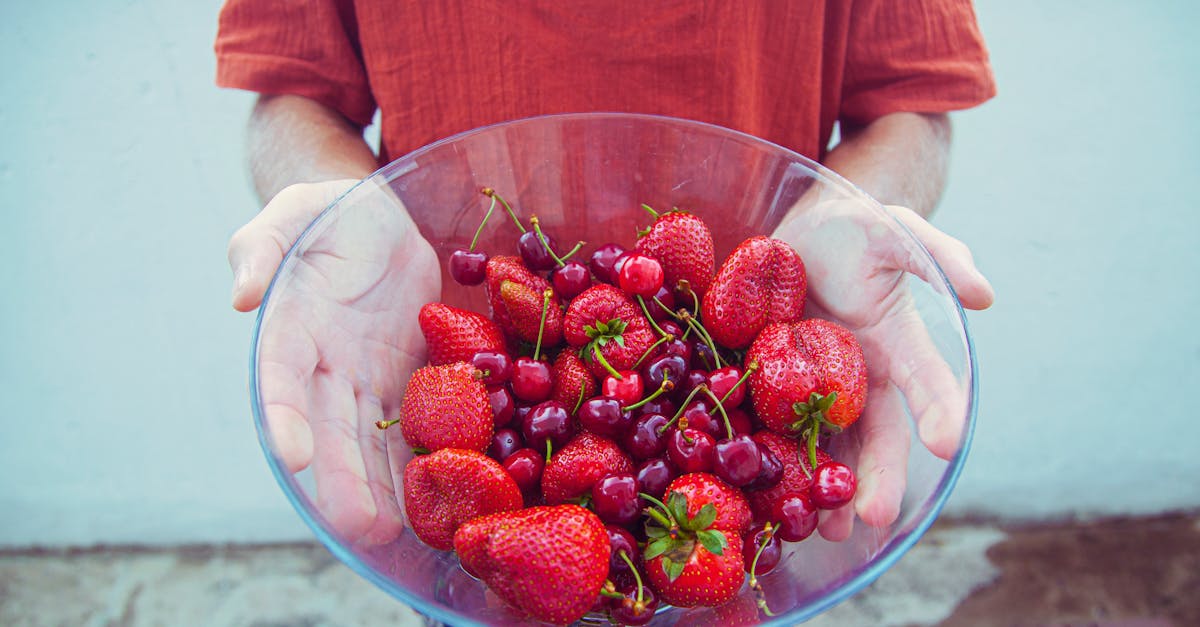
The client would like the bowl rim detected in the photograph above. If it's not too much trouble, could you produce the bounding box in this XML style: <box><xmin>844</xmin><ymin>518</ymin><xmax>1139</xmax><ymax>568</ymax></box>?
<box><xmin>248</xmin><ymin>111</ymin><xmax>978</xmax><ymax>626</ymax></box>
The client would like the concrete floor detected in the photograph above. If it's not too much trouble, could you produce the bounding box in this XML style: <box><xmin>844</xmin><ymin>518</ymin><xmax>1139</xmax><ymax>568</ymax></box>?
<box><xmin>1</xmin><ymin>512</ymin><xmax>1195</xmax><ymax>627</ymax></box>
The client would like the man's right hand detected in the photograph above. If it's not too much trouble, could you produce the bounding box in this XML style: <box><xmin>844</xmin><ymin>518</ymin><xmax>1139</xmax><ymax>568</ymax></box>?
<box><xmin>228</xmin><ymin>178</ymin><xmax>441</xmax><ymax>544</ymax></box>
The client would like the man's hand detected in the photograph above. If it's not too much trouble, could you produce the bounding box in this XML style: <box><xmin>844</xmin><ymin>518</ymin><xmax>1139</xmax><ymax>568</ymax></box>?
<box><xmin>773</xmin><ymin>198</ymin><xmax>993</xmax><ymax>541</ymax></box>
<box><xmin>228</xmin><ymin>178</ymin><xmax>440</xmax><ymax>544</ymax></box>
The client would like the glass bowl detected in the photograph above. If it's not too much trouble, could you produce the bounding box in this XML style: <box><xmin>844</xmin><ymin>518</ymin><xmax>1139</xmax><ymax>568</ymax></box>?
<box><xmin>249</xmin><ymin>113</ymin><xmax>977</xmax><ymax>626</ymax></box>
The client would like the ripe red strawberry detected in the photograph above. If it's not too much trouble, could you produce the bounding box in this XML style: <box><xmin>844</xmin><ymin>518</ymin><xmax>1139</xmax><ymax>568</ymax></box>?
<box><xmin>549</xmin><ymin>349</ymin><xmax>596</xmax><ymax>408</ymax></box>
<box><xmin>701</xmin><ymin>236</ymin><xmax>807</xmax><ymax>349</ymax></box>
<box><xmin>635</xmin><ymin>209</ymin><xmax>715</xmax><ymax>299</ymax></box>
<box><xmin>453</xmin><ymin>504</ymin><xmax>610</xmax><ymax>625</ymax></box>
<box><xmin>745</xmin><ymin>431</ymin><xmax>832</xmax><ymax>523</ymax></box>
<box><xmin>398</xmin><ymin>362</ymin><xmax>493</xmax><ymax>453</ymax></box>
<box><xmin>666</xmin><ymin>472</ymin><xmax>752</xmax><ymax>536</ymax></box>
<box><xmin>563</xmin><ymin>283</ymin><xmax>657</xmax><ymax>380</ymax></box>
<box><xmin>746</xmin><ymin>320</ymin><xmax>867</xmax><ymax>458</ymax></box>
<box><xmin>417</xmin><ymin>302</ymin><xmax>506</xmax><ymax>366</ymax></box>
<box><xmin>541</xmin><ymin>432</ymin><xmax>633</xmax><ymax>505</ymax></box>
<box><xmin>402</xmin><ymin>448</ymin><xmax>522</xmax><ymax>550</ymax></box>
<box><xmin>485</xmin><ymin>256</ymin><xmax>564</xmax><ymax>345</ymax></box>
<box><xmin>642</xmin><ymin>480</ymin><xmax>746</xmax><ymax>608</ymax></box>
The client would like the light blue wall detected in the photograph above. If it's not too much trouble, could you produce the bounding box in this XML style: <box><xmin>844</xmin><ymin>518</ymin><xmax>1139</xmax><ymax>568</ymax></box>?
<box><xmin>0</xmin><ymin>1</ymin><xmax>1196</xmax><ymax>545</ymax></box>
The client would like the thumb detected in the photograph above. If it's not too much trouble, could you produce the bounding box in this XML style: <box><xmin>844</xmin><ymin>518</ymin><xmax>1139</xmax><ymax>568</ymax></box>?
<box><xmin>227</xmin><ymin>180</ymin><xmax>358</xmax><ymax>312</ymax></box>
<box><xmin>884</xmin><ymin>205</ymin><xmax>995</xmax><ymax>310</ymax></box>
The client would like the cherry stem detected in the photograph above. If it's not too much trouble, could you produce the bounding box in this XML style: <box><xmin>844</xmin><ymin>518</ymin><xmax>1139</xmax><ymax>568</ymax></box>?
<box><xmin>623</xmin><ymin>376</ymin><xmax>673</xmax><ymax>412</ymax></box>
<box><xmin>638</xmin><ymin>492</ymin><xmax>675</xmax><ymax>523</ymax></box>
<box><xmin>375</xmin><ymin>418</ymin><xmax>399</xmax><ymax>430</ymax></box>
<box><xmin>558</xmin><ymin>241</ymin><xmax>585</xmax><ymax>263</ymax></box>
<box><xmin>481</xmin><ymin>187</ymin><xmax>526</xmax><ymax>233</ymax></box>
<box><xmin>680</xmin><ymin>312</ymin><xmax>723</xmax><ymax>368</ymax></box>
<box><xmin>631</xmin><ymin>332</ymin><xmax>673</xmax><ymax>370</ymax></box>
<box><xmin>591</xmin><ymin>343</ymin><xmax>623</xmax><ymax>379</ymax></box>
<box><xmin>545</xmin><ymin>438</ymin><xmax>553</xmax><ymax>463</ymax></box>
<box><xmin>572</xmin><ymin>378</ymin><xmax>587</xmax><ymax>415</ymax></box>
<box><xmin>748</xmin><ymin>522</ymin><xmax>774</xmax><ymax>587</ymax></box>
<box><xmin>720</xmin><ymin>361</ymin><xmax>758</xmax><ymax>405</ymax></box>
<box><xmin>640</xmin><ymin>203</ymin><xmax>660</xmax><ymax>219</ymax></box>
<box><xmin>659</xmin><ymin>383</ymin><xmax>708</xmax><ymax>435</ymax></box>
<box><xmin>617</xmin><ymin>550</ymin><xmax>645</xmax><ymax>605</ymax></box>
<box><xmin>599</xmin><ymin>586</ymin><xmax>625</xmax><ymax>600</ymax></box>
<box><xmin>467</xmin><ymin>194</ymin><xmax>497</xmax><ymax>251</ymax></box>
<box><xmin>636</xmin><ymin>295</ymin><xmax>669</xmax><ymax>337</ymax></box>
<box><xmin>533</xmin><ymin>289</ymin><xmax>553</xmax><ymax>361</ymax></box>
<box><xmin>530</xmin><ymin>216</ymin><xmax>569</xmax><ymax>267</ymax></box>
<box><xmin>700</xmin><ymin>386</ymin><xmax>734</xmax><ymax>440</ymax></box>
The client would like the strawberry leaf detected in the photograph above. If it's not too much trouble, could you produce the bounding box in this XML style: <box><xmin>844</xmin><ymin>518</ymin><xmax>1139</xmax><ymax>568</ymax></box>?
<box><xmin>667</xmin><ymin>492</ymin><xmax>689</xmax><ymax>528</ymax></box>
<box><xmin>644</xmin><ymin>524</ymin><xmax>669</xmax><ymax>539</ymax></box>
<box><xmin>644</xmin><ymin>536</ymin><xmax>673</xmax><ymax>561</ymax></box>
<box><xmin>689</xmin><ymin>503</ymin><xmax>717</xmax><ymax>531</ymax></box>
<box><xmin>614</xmin><ymin>335</ymin><xmax>626</xmax><ymax>348</ymax></box>
<box><xmin>696</xmin><ymin>529</ymin><xmax>727</xmax><ymax>556</ymax></box>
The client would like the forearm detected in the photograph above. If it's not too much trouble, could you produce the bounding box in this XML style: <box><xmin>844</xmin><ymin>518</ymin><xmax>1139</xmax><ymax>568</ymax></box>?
<box><xmin>822</xmin><ymin>112</ymin><xmax>952</xmax><ymax>218</ymax></box>
<box><xmin>247</xmin><ymin>94</ymin><xmax>380</xmax><ymax>203</ymax></box>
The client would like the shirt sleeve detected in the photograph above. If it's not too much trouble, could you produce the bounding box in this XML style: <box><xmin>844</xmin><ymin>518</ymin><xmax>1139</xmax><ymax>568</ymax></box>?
<box><xmin>214</xmin><ymin>0</ymin><xmax>376</xmax><ymax>127</ymax></box>
<box><xmin>840</xmin><ymin>0</ymin><xmax>997</xmax><ymax>126</ymax></box>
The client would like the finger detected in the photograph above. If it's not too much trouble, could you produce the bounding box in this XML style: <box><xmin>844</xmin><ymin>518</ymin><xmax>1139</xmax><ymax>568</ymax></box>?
<box><xmin>853</xmin><ymin>381</ymin><xmax>911</xmax><ymax>528</ymax></box>
<box><xmin>356</xmin><ymin>391</ymin><xmax>406</xmax><ymax>545</ymax></box>
<box><xmin>227</xmin><ymin>181</ymin><xmax>355</xmax><ymax>312</ymax></box>
<box><xmin>818</xmin><ymin>502</ymin><xmax>855</xmax><ymax>541</ymax></box>
<box><xmin>861</xmin><ymin>295</ymin><xmax>966</xmax><ymax>461</ymax></box>
<box><xmin>883</xmin><ymin>205</ymin><xmax>995</xmax><ymax>310</ymax></box>
<box><xmin>257</xmin><ymin>305</ymin><xmax>319</xmax><ymax>473</ymax></box>
<box><xmin>309</xmin><ymin>371</ymin><xmax>377</xmax><ymax>541</ymax></box>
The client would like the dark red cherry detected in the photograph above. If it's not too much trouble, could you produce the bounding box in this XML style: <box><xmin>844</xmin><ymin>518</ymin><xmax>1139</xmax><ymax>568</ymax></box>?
<box><xmin>667</xmin><ymin>428</ymin><xmax>715</xmax><ymax>473</ymax></box>
<box><xmin>744</xmin><ymin>443</ymin><xmax>784</xmax><ymax>491</ymax></box>
<box><xmin>503</xmin><ymin>448</ymin><xmax>544</xmax><ymax>492</ymax></box>
<box><xmin>810</xmin><ymin>461</ymin><xmax>858</xmax><ymax>510</ymax></box>
<box><xmin>592</xmin><ymin>473</ymin><xmax>641</xmax><ymax>526</ymax></box>
<box><xmin>589</xmin><ymin>243</ymin><xmax>627</xmax><ymax>285</ymax></box>
<box><xmin>773</xmin><ymin>492</ymin><xmax>819</xmax><ymax>542</ymax></box>
<box><xmin>606</xmin><ymin>526</ymin><xmax>640</xmax><ymax>575</ymax></box>
<box><xmin>602</xmin><ymin>371</ymin><xmax>644</xmax><ymax>407</ymax></box>
<box><xmin>488</xmin><ymin>428</ymin><xmax>523</xmax><ymax>462</ymax></box>
<box><xmin>635</xmin><ymin>458</ymin><xmax>676</xmax><ymax>506</ymax></box>
<box><xmin>448</xmin><ymin>249</ymin><xmax>488</xmax><ymax>286</ymax></box>
<box><xmin>551</xmin><ymin>260</ymin><xmax>591</xmax><ymax>298</ymax></box>
<box><xmin>487</xmin><ymin>385</ymin><xmax>515</xmax><ymax>428</ymax></box>
<box><xmin>726</xmin><ymin>408</ymin><xmax>754</xmax><ymax>436</ymax></box>
<box><xmin>472</xmin><ymin>350</ymin><xmax>513</xmax><ymax>386</ymax></box>
<box><xmin>610</xmin><ymin>585</ymin><xmax>658</xmax><ymax>626</ymax></box>
<box><xmin>617</xmin><ymin>253</ymin><xmax>664</xmax><ymax>297</ymax></box>
<box><xmin>743</xmin><ymin>525</ymin><xmax>782</xmax><ymax>576</ymax></box>
<box><xmin>681</xmin><ymin>401</ymin><xmax>722</xmax><ymax>438</ymax></box>
<box><xmin>511</xmin><ymin>357</ymin><xmax>553</xmax><ymax>402</ymax></box>
<box><xmin>641</xmin><ymin>285</ymin><xmax>676</xmax><ymax>321</ymax></box>
<box><xmin>712</xmin><ymin>435</ymin><xmax>762</xmax><ymax>487</ymax></box>
<box><xmin>634</xmin><ymin>396</ymin><xmax>676</xmax><ymax>419</ymax></box>
<box><xmin>520</xmin><ymin>400</ymin><xmax>572</xmax><ymax>454</ymax></box>
<box><xmin>577</xmin><ymin>396</ymin><xmax>633</xmax><ymax>439</ymax></box>
<box><xmin>674</xmin><ymin>370</ymin><xmax>709</xmax><ymax>403</ymax></box>
<box><xmin>642</xmin><ymin>354</ymin><xmax>687</xmax><ymax>392</ymax></box>
<box><xmin>624</xmin><ymin>412</ymin><xmax>670</xmax><ymax>460</ymax></box>
<box><xmin>518</xmin><ymin>230</ymin><xmax>557</xmax><ymax>271</ymax></box>
<box><xmin>707</xmin><ymin>365</ymin><xmax>746</xmax><ymax>407</ymax></box>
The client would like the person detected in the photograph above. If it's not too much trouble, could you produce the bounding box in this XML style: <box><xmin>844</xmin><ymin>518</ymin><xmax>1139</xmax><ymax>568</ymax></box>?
<box><xmin>216</xmin><ymin>1</ymin><xmax>997</xmax><ymax>545</ymax></box>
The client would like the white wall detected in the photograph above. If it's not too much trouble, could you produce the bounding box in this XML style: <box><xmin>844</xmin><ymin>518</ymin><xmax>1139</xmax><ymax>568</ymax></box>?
<box><xmin>0</xmin><ymin>1</ymin><xmax>1195</xmax><ymax>546</ymax></box>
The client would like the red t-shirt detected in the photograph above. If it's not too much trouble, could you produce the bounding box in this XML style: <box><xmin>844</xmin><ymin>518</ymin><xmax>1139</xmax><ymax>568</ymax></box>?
<box><xmin>215</xmin><ymin>0</ymin><xmax>995</xmax><ymax>165</ymax></box>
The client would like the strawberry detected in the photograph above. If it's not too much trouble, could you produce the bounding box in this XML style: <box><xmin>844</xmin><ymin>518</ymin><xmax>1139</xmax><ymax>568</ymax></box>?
<box><xmin>485</xmin><ymin>256</ymin><xmax>564</xmax><ymax>346</ymax></box>
<box><xmin>417</xmin><ymin>302</ymin><xmax>505</xmax><ymax>366</ymax></box>
<box><xmin>549</xmin><ymin>349</ymin><xmax>596</xmax><ymax>408</ymax></box>
<box><xmin>634</xmin><ymin>208</ymin><xmax>715</xmax><ymax>299</ymax></box>
<box><xmin>745</xmin><ymin>431</ymin><xmax>831</xmax><ymax>523</ymax></box>
<box><xmin>402</xmin><ymin>448</ymin><xmax>522</xmax><ymax>550</ymax></box>
<box><xmin>563</xmin><ymin>284</ymin><xmax>657</xmax><ymax>380</ymax></box>
<box><xmin>701</xmin><ymin>236</ymin><xmax>807</xmax><ymax>349</ymax></box>
<box><xmin>746</xmin><ymin>320</ymin><xmax>866</xmax><ymax>466</ymax></box>
<box><xmin>541</xmin><ymin>432</ymin><xmax>633</xmax><ymax>505</ymax></box>
<box><xmin>666</xmin><ymin>472</ymin><xmax>753</xmax><ymax>536</ymax></box>
<box><xmin>453</xmin><ymin>504</ymin><xmax>610</xmax><ymax>625</ymax></box>
<box><xmin>642</xmin><ymin>476</ymin><xmax>746</xmax><ymax>608</ymax></box>
<box><xmin>396</xmin><ymin>362</ymin><xmax>493</xmax><ymax>453</ymax></box>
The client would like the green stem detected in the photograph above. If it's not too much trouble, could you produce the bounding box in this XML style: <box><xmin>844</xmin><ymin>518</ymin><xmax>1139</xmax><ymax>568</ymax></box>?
<box><xmin>532</xmin><ymin>289</ymin><xmax>553</xmax><ymax>361</ymax></box>
<box><xmin>638</xmin><ymin>492</ymin><xmax>673</xmax><ymax>520</ymax></box>
<box><xmin>748</xmin><ymin>522</ymin><xmax>774</xmax><ymax>586</ymax></box>
<box><xmin>545</xmin><ymin>438</ymin><xmax>554</xmax><ymax>463</ymax></box>
<box><xmin>631</xmin><ymin>333</ymin><xmax>672</xmax><ymax>370</ymax></box>
<box><xmin>641</xmin><ymin>203</ymin><xmax>660</xmax><ymax>219</ymax></box>
<box><xmin>468</xmin><ymin>195</ymin><xmax>497</xmax><ymax>251</ymax></box>
<box><xmin>659</xmin><ymin>384</ymin><xmax>708</xmax><ymax>435</ymax></box>
<box><xmin>482</xmin><ymin>187</ymin><xmax>526</xmax><ymax>233</ymax></box>
<box><xmin>636</xmin><ymin>295</ymin><xmax>668</xmax><ymax>337</ymax></box>
<box><xmin>720</xmin><ymin>361</ymin><xmax>758</xmax><ymax>405</ymax></box>
<box><xmin>700</xmin><ymin>386</ymin><xmax>734</xmax><ymax>440</ymax></box>
<box><xmin>618</xmin><ymin>550</ymin><xmax>645</xmax><ymax>605</ymax></box>
<box><xmin>591</xmin><ymin>344</ymin><xmax>623</xmax><ymax>379</ymax></box>
<box><xmin>375</xmin><ymin>418</ymin><xmax>399</xmax><ymax>430</ymax></box>
<box><xmin>558</xmin><ymin>241</ymin><xmax>585</xmax><ymax>263</ymax></box>
<box><xmin>572</xmin><ymin>378</ymin><xmax>587</xmax><ymax>415</ymax></box>
<box><xmin>530</xmin><ymin>216</ymin><xmax>568</xmax><ymax>267</ymax></box>
<box><xmin>683</xmin><ymin>314</ymin><xmax>723</xmax><ymax>368</ymax></box>
<box><xmin>623</xmin><ymin>377</ymin><xmax>672</xmax><ymax>412</ymax></box>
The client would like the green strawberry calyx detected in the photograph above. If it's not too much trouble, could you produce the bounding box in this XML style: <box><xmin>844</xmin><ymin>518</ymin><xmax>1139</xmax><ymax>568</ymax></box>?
<box><xmin>581</xmin><ymin>318</ymin><xmax>628</xmax><ymax>378</ymax></box>
<box><xmin>789</xmin><ymin>391</ymin><xmax>841</xmax><ymax>470</ymax></box>
<box><xmin>641</xmin><ymin>491</ymin><xmax>728</xmax><ymax>583</ymax></box>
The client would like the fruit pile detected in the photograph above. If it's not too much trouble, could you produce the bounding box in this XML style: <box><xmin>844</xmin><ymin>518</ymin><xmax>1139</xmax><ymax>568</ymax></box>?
<box><xmin>379</xmin><ymin>188</ymin><xmax>867</xmax><ymax>625</ymax></box>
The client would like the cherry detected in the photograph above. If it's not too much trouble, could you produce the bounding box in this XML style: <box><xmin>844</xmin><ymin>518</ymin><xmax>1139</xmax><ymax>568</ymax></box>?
<box><xmin>707</xmin><ymin>365</ymin><xmax>746</xmax><ymax>407</ymax></box>
<box><xmin>667</xmin><ymin>428</ymin><xmax>715</xmax><ymax>473</ymax></box>
<box><xmin>634</xmin><ymin>396</ymin><xmax>676</xmax><ymax>419</ymax></box>
<box><xmin>642</xmin><ymin>354</ymin><xmax>687</xmax><ymax>392</ymax></box>
<box><xmin>472</xmin><ymin>350</ymin><xmax>513</xmax><ymax>386</ymax></box>
<box><xmin>772</xmin><ymin>492</ymin><xmax>819</xmax><ymax>542</ymax></box>
<box><xmin>511</xmin><ymin>357</ymin><xmax>553</xmax><ymax>402</ymax></box>
<box><xmin>606</xmin><ymin>526</ymin><xmax>640</xmax><ymax>575</ymax></box>
<box><xmin>680</xmin><ymin>401</ymin><xmax>722</xmax><ymax>438</ymax></box>
<box><xmin>674</xmin><ymin>369</ymin><xmax>709</xmax><ymax>403</ymax></box>
<box><xmin>589</xmin><ymin>243</ymin><xmax>627</xmax><ymax>285</ymax></box>
<box><xmin>661</xmin><ymin>336</ymin><xmax>692</xmax><ymax>364</ymax></box>
<box><xmin>658</xmin><ymin>320</ymin><xmax>684</xmax><ymax>339</ymax></box>
<box><xmin>624</xmin><ymin>412</ymin><xmax>670</xmax><ymax>460</ymax></box>
<box><xmin>743</xmin><ymin>525</ymin><xmax>782</xmax><ymax>576</ymax></box>
<box><xmin>641</xmin><ymin>285</ymin><xmax>676</xmax><ymax>321</ymax></box>
<box><xmin>592</xmin><ymin>473</ymin><xmax>642</xmax><ymax>526</ymax></box>
<box><xmin>810</xmin><ymin>461</ymin><xmax>858</xmax><ymax>510</ymax></box>
<box><xmin>635</xmin><ymin>458</ymin><xmax>676</xmax><ymax>506</ymax></box>
<box><xmin>520</xmin><ymin>400</ymin><xmax>572</xmax><ymax>454</ymax></box>
<box><xmin>448</xmin><ymin>249</ymin><xmax>488</xmax><ymax>285</ymax></box>
<box><xmin>713</xmin><ymin>435</ymin><xmax>763</xmax><ymax>487</ymax></box>
<box><xmin>503</xmin><ymin>448</ymin><xmax>544</xmax><ymax>492</ymax></box>
<box><xmin>551</xmin><ymin>260</ymin><xmax>591</xmax><ymax>298</ymax></box>
<box><xmin>744</xmin><ymin>443</ymin><xmax>784</xmax><ymax>491</ymax></box>
<box><xmin>617</xmin><ymin>253</ymin><xmax>664</xmax><ymax>297</ymax></box>
<box><xmin>601</xmin><ymin>371</ymin><xmax>644</xmax><ymax>407</ymax></box>
<box><xmin>488</xmin><ymin>428</ymin><xmax>523</xmax><ymax>462</ymax></box>
<box><xmin>726</xmin><ymin>407</ymin><xmax>754</xmax><ymax>436</ymax></box>
<box><xmin>518</xmin><ymin>229</ymin><xmax>557</xmax><ymax>271</ymax></box>
<box><xmin>609</xmin><ymin>583</ymin><xmax>658</xmax><ymax>626</ymax></box>
<box><xmin>577</xmin><ymin>396</ymin><xmax>633</xmax><ymax>439</ymax></box>
<box><xmin>486</xmin><ymin>385</ymin><xmax>515</xmax><ymax>428</ymax></box>
<box><xmin>690</xmin><ymin>338</ymin><xmax>718</xmax><ymax>371</ymax></box>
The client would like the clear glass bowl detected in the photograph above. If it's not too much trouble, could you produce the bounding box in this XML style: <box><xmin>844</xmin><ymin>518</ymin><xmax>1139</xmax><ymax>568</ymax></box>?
<box><xmin>250</xmin><ymin>113</ymin><xmax>977</xmax><ymax>626</ymax></box>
